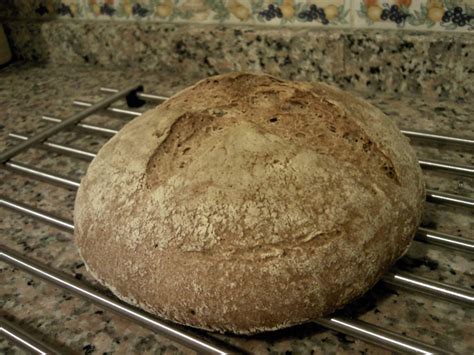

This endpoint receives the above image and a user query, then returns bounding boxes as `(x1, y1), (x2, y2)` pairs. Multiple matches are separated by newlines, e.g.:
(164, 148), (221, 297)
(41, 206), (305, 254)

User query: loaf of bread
(74, 73), (424, 334)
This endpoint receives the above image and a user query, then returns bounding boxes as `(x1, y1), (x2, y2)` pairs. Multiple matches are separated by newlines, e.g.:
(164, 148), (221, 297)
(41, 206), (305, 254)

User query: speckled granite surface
(2, 20), (474, 100)
(0, 62), (473, 354)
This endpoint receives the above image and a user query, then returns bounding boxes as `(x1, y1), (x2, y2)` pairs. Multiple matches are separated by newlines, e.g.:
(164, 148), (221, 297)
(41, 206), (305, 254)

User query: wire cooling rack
(1, 85), (473, 354)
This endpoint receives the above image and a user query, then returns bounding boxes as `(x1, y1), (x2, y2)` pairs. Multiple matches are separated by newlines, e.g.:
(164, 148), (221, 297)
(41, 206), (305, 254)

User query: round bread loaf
(74, 72), (424, 334)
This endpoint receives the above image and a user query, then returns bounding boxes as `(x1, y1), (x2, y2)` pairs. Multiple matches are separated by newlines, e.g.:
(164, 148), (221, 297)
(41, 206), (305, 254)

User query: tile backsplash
(1, 0), (473, 32)
(355, 0), (474, 31)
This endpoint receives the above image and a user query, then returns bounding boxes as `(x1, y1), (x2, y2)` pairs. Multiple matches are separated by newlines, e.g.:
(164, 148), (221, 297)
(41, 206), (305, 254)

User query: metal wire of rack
(1, 85), (473, 354)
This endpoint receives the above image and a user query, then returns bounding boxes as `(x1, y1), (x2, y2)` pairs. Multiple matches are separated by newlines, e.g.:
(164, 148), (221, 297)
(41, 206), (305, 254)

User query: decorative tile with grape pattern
(252, 0), (351, 26)
(2, 0), (351, 28)
(1, 0), (472, 30)
(354, 0), (473, 31)
(66, 0), (352, 27)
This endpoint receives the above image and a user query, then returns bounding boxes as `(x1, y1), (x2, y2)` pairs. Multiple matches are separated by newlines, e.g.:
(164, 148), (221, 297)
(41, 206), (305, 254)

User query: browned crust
(74, 72), (425, 334)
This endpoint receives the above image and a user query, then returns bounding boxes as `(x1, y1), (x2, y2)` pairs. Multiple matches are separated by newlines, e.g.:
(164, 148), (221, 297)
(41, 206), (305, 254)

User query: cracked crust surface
(74, 72), (425, 334)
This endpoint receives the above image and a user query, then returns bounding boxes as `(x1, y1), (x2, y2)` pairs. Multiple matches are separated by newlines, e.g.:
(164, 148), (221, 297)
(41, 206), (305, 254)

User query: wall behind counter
(1, 1), (472, 99)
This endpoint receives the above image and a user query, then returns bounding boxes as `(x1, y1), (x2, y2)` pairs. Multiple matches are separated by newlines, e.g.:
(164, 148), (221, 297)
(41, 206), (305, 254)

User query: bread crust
(74, 72), (425, 334)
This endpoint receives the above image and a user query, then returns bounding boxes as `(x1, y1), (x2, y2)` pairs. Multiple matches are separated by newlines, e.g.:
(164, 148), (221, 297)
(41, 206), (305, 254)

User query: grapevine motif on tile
(118, 0), (152, 17)
(25, 0), (473, 30)
(413, 0), (473, 29)
(34, 0), (56, 16)
(254, 0), (297, 22)
(98, 0), (117, 15)
(131, 2), (150, 16)
(113, 0), (178, 20)
(33, 0), (82, 17)
(30, 0), (348, 24)
(57, 2), (76, 16)
(254, 0), (349, 24)
(359, 0), (411, 26)
(358, 0), (473, 29)
(296, 3), (349, 24)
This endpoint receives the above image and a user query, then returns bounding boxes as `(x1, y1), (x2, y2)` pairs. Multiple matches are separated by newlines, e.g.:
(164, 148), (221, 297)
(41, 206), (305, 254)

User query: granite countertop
(1, 62), (473, 354)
